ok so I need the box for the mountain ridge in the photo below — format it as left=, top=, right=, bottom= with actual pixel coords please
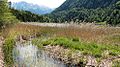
left=54, top=0, right=118, bottom=12
left=11, top=1, right=54, bottom=14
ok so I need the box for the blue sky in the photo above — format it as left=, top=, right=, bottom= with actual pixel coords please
left=8, top=0, right=66, bottom=8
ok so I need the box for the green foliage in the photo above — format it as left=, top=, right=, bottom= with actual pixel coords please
left=11, top=9, right=51, bottom=22
left=8, top=0, right=120, bottom=25
left=54, top=0, right=118, bottom=12
left=0, top=0, right=18, bottom=28
left=3, top=38, right=15, bottom=66
left=42, top=37, right=120, bottom=58
left=32, top=38, right=43, bottom=48
left=48, top=0, right=120, bottom=25
left=116, top=1, right=120, bottom=9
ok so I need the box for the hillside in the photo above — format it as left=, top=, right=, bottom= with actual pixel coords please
left=10, top=9, right=50, bottom=22
left=50, top=0, right=120, bottom=25
left=11, top=1, right=54, bottom=14
left=54, top=0, right=118, bottom=12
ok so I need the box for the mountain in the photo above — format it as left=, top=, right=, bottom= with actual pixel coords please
left=49, top=0, right=120, bottom=25
left=11, top=1, right=54, bottom=14
left=54, top=0, right=118, bottom=12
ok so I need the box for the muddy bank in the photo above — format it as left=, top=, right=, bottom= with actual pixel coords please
left=44, top=45, right=120, bottom=67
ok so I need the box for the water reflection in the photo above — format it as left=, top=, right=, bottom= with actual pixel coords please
left=12, top=41, right=66, bottom=67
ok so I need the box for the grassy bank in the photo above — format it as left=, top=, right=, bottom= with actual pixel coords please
left=3, top=38, right=15, bottom=66
left=45, top=37, right=120, bottom=57
left=33, top=37, right=120, bottom=59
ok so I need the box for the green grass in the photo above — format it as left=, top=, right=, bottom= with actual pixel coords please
left=32, top=37, right=44, bottom=48
left=3, top=38, right=15, bottom=66
left=41, top=37, right=120, bottom=58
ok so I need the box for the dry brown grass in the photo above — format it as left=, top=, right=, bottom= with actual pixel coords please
left=2, top=24, right=41, bottom=38
left=2, top=23, right=120, bottom=45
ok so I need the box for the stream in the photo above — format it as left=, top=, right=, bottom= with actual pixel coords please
left=12, top=41, right=66, bottom=67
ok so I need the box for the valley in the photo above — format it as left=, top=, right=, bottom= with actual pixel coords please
left=0, top=0, right=120, bottom=67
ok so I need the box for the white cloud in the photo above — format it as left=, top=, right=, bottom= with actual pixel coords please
left=8, top=0, right=66, bottom=8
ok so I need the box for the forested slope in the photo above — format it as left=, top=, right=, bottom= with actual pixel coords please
left=11, top=9, right=50, bottom=22
left=49, top=0, right=120, bottom=25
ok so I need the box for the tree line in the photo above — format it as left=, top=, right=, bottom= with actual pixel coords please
left=10, top=9, right=51, bottom=22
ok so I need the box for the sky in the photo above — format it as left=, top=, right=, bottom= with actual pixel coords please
left=8, top=0, right=66, bottom=8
